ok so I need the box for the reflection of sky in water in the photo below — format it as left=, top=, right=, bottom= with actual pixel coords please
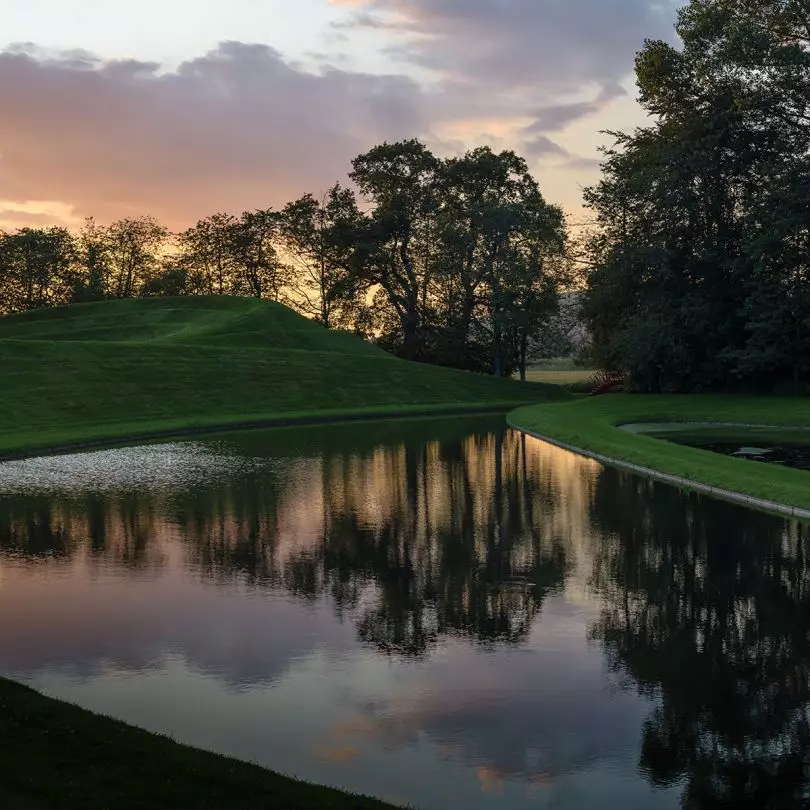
left=3, top=422, right=776, bottom=809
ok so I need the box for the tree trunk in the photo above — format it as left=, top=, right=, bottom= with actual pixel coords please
left=794, top=310, right=801, bottom=395
left=492, top=312, right=503, bottom=378
left=401, top=314, right=420, bottom=361
left=519, top=328, right=528, bottom=382
left=493, top=349, right=502, bottom=378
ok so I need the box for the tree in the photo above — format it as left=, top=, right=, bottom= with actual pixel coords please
left=71, top=218, right=109, bottom=303
left=349, top=139, right=440, bottom=360
left=176, top=213, right=240, bottom=296
left=730, top=163, right=810, bottom=392
left=279, top=184, right=365, bottom=329
left=0, top=227, right=77, bottom=313
left=348, top=141, right=568, bottom=372
left=582, top=0, right=810, bottom=392
left=105, top=217, right=169, bottom=299
left=498, top=237, right=567, bottom=381
left=229, top=210, right=287, bottom=300
left=438, top=147, right=568, bottom=376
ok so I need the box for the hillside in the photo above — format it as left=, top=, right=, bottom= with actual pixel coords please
left=0, top=296, right=567, bottom=456
left=0, top=296, right=390, bottom=355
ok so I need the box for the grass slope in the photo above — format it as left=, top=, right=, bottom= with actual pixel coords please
left=0, top=296, right=390, bottom=355
left=509, top=395, right=810, bottom=512
left=0, top=296, right=567, bottom=456
left=0, top=677, right=400, bottom=810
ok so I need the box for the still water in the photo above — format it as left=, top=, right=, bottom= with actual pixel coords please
left=1, top=416, right=808, bottom=809
left=665, top=439, right=810, bottom=471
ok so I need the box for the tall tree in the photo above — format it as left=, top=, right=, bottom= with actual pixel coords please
left=350, top=139, right=440, bottom=360
left=279, top=184, right=365, bottom=328
left=583, top=0, right=810, bottom=392
left=438, top=147, right=567, bottom=376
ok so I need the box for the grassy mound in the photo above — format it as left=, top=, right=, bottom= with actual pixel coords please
left=0, top=296, right=566, bottom=456
left=0, top=677, right=399, bottom=810
left=0, top=296, right=390, bottom=355
left=509, top=395, right=810, bottom=512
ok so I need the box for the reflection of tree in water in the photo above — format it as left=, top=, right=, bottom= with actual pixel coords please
left=589, top=469, right=810, bottom=809
left=0, top=493, right=157, bottom=569
left=0, top=426, right=569, bottom=658
left=237, top=430, right=569, bottom=657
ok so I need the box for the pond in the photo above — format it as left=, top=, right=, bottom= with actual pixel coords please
left=1, top=416, right=809, bottom=809
left=623, top=422, right=810, bottom=471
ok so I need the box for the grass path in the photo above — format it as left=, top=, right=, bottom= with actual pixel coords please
left=509, top=395, right=810, bottom=513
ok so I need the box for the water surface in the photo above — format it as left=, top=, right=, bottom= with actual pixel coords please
left=1, top=417, right=808, bottom=809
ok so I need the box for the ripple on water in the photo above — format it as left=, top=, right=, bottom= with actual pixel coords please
left=0, top=442, right=270, bottom=495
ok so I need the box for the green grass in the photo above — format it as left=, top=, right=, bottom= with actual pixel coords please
left=509, top=394, right=810, bottom=511
left=523, top=368, right=594, bottom=387
left=0, top=296, right=567, bottom=457
left=524, top=356, right=583, bottom=371
left=0, top=295, right=390, bottom=355
left=0, top=677, right=401, bottom=810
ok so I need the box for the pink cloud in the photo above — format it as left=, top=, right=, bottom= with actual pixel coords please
left=0, top=43, right=425, bottom=229
left=0, top=3, right=678, bottom=228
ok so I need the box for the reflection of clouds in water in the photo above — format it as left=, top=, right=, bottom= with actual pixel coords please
left=0, top=424, right=669, bottom=809
left=0, top=567, right=356, bottom=687
left=0, top=442, right=273, bottom=495
left=334, top=619, right=651, bottom=784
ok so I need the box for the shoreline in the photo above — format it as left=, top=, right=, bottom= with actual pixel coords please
left=507, top=417, right=810, bottom=521
left=508, top=396, right=810, bottom=520
left=0, top=402, right=518, bottom=463
left=0, top=676, right=401, bottom=810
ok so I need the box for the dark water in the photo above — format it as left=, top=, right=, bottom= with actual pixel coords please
left=1, top=417, right=809, bottom=809
left=669, top=439, right=810, bottom=471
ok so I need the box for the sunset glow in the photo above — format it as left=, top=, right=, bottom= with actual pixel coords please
left=0, top=0, right=681, bottom=231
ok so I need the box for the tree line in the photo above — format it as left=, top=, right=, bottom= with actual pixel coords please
left=0, top=142, right=569, bottom=379
left=582, top=0, right=810, bottom=393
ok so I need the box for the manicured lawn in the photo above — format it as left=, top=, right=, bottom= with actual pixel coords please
left=509, top=395, right=810, bottom=511
left=0, top=677, right=401, bottom=810
left=0, top=296, right=567, bottom=457
left=523, top=368, right=594, bottom=387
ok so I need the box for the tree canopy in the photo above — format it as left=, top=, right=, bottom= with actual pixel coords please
left=0, top=142, right=568, bottom=378
left=583, top=0, right=810, bottom=392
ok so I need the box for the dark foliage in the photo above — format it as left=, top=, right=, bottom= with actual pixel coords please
left=0, top=143, right=569, bottom=378
left=582, top=0, right=810, bottom=393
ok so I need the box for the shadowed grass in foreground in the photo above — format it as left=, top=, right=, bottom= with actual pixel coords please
left=509, top=395, right=810, bottom=512
left=0, top=677, right=403, bottom=810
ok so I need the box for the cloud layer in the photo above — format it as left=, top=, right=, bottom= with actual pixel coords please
left=0, top=43, right=424, bottom=228
left=0, top=1, right=678, bottom=228
left=336, top=0, right=675, bottom=92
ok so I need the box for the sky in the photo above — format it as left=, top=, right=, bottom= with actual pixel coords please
left=0, top=0, right=681, bottom=231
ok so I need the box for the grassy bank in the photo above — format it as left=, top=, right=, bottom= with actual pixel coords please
left=0, top=677, right=400, bottom=810
left=0, top=296, right=567, bottom=457
left=509, top=395, right=810, bottom=511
